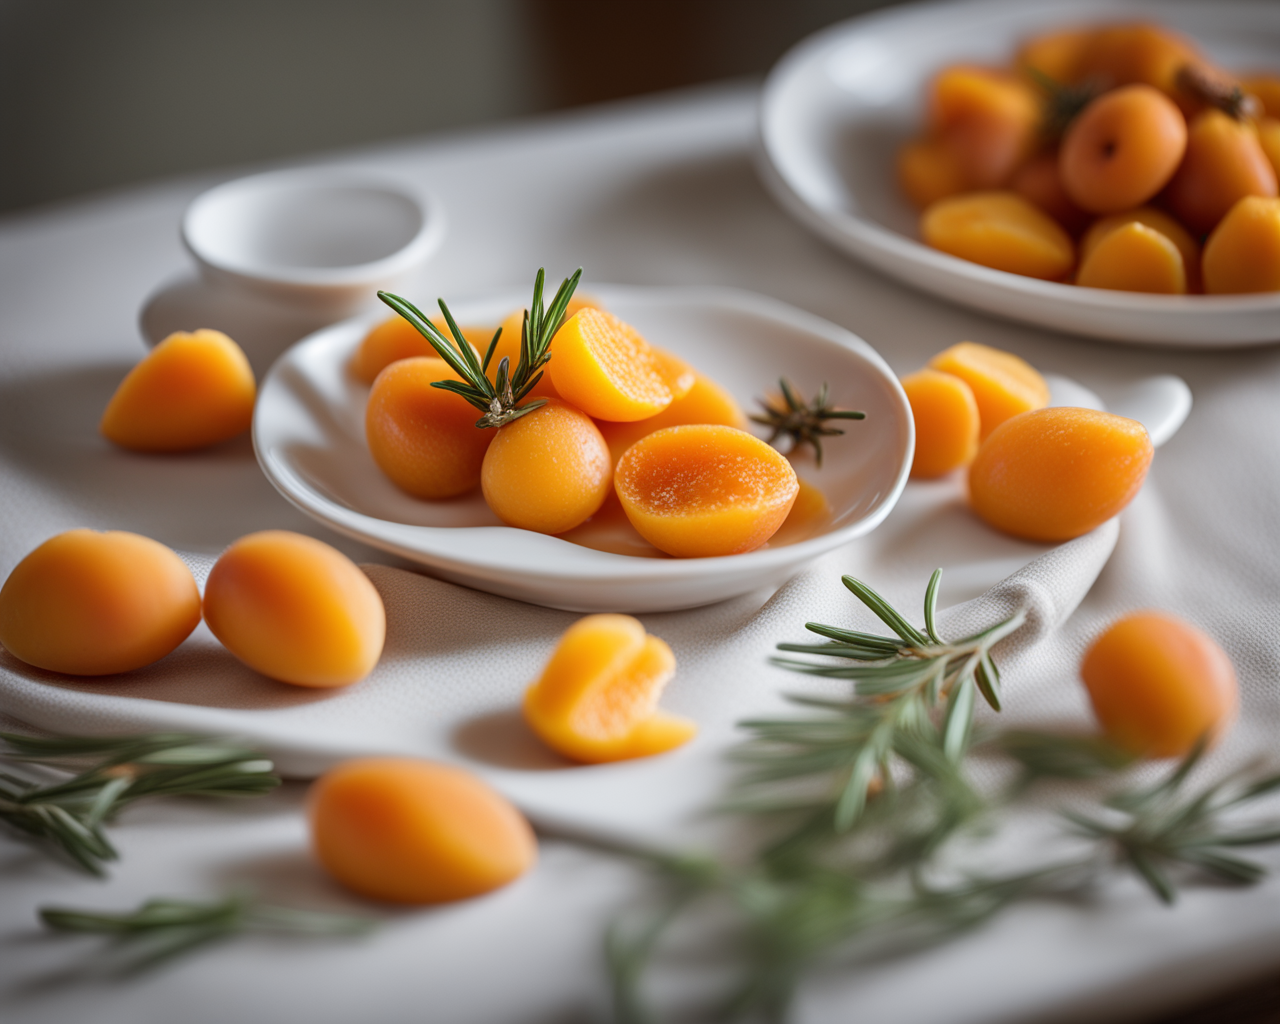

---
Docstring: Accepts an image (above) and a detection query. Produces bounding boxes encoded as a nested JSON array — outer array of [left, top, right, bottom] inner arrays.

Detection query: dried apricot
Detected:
[[1075, 23, 1200, 96], [486, 295, 603, 400], [968, 407, 1153, 542], [927, 341, 1049, 441], [597, 372, 745, 468], [897, 137, 971, 209], [480, 398, 612, 534], [901, 368, 980, 478], [100, 330, 255, 452], [1016, 27, 1094, 86], [549, 308, 672, 422], [0, 530, 200, 676], [1079, 206, 1200, 290], [614, 425, 798, 558], [1256, 118, 1280, 180], [352, 315, 489, 385], [1081, 612, 1237, 758], [309, 758, 535, 904], [203, 530, 385, 688], [1241, 74, 1280, 119], [1202, 196, 1280, 294], [921, 192, 1075, 280], [1011, 152, 1091, 235], [927, 66, 1040, 188], [1164, 109, 1277, 235], [1076, 221, 1187, 294], [523, 614, 695, 763]]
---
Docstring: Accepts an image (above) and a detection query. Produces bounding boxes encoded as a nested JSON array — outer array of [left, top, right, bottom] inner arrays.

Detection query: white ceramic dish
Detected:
[[757, 0, 1280, 347], [254, 285, 915, 612]]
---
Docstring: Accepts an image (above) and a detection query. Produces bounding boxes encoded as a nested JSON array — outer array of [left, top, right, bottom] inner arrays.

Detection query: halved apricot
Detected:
[[927, 341, 1050, 441], [921, 191, 1075, 280], [485, 295, 602, 400], [352, 315, 490, 385], [901, 368, 980, 478], [548, 309, 672, 422], [1202, 196, 1280, 294], [596, 372, 746, 468], [1076, 221, 1187, 294], [1080, 206, 1200, 290], [1164, 109, 1278, 235], [523, 614, 695, 763], [614, 425, 798, 558], [100, 330, 255, 452]]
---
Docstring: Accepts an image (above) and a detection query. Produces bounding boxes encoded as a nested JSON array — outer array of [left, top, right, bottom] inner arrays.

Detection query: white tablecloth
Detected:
[[3, 83, 1280, 1024]]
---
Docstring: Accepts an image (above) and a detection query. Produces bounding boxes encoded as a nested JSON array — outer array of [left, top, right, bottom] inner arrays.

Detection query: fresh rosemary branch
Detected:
[[377, 267, 583, 429], [0, 732, 280, 874], [40, 893, 373, 974], [750, 379, 865, 467]]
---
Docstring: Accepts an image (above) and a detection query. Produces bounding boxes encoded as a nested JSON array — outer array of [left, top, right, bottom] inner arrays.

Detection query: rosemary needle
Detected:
[[750, 379, 865, 467]]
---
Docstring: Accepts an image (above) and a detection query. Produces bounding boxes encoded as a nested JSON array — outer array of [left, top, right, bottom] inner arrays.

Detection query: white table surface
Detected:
[[4, 82, 1280, 1024]]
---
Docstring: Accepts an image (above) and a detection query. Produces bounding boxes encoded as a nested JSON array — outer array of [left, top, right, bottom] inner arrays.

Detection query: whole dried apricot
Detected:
[[1076, 221, 1187, 294], [897, 137, 971, 209], [927, 341, 1049, 441], [0, 530, 200, 676], [1081, 612, 1237, 758], [1164, 109, 1277, 235], [921, 191, 1075, 280], [1202, 196, 1280, 294], [352, 315, 489, 385], [968, 407, 1153, 542], [901, 368, 980, 479], [1079, 206, 1200, 290], [309, 758, 536, 904], [927, 66, 1040, 188]]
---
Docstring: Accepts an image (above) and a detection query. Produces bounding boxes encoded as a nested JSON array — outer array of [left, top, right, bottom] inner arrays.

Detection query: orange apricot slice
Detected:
[[366, 357, 493, 499], [100, 330, 255, 452], [1081, 612, 1237, 758], [1164, 109, 1278, 235], [901, 368, 980, 479], [523, 614, 695, 763], [0, 530, 200, 676], [548, 309, 672, 422], [597, 371, 746, 468], [614, 425, 798, 558], [921, 191, 1075, 280], [1076, 221, 1187, 294], [1202, 196, 1280, 294], [927, 341, 1049, 441], [481, 398, 612, 534], [203, 530, 386, 688], [1080, 206, 1200, 290], [968, 407, 1153, 542], [309, 758, 536, 904], [485, 295, 603, 400], [352, 315, 490, 385]]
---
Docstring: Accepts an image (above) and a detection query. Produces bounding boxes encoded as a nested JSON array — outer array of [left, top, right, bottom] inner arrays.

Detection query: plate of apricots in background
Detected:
[[758, 0, 1280, 346], [252, 282, 914, 613]]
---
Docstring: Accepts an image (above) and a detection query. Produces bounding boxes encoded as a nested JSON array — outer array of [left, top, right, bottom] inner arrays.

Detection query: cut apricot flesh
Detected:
[[1202, 196, 1280, 294], [309, 758, 536, 903], [523, 614, 695, 763], [901, 368, 980, 478], [366, 357, 493, 499], [549, 308, 672, 422], [203, 530, 385, 688], [481, 398, 612, 534], [1081, 612, 1237, 758], [100, 330, 255, 452], [968, 407, 1153, 542], [352, 315, 489, 385], [597, 372, 746, 468], [0, 530, 200, 675], [614, 425, 798, 558], [922, 191, 1075, 280], [928, 341, 1050, 441], [1076, 222, 1187, 294]]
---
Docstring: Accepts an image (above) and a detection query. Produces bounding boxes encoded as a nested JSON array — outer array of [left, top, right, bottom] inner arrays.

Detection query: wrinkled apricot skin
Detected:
[[1202, 196, 1280, 294], [928, 341, 1049, 441], [549, 309, 671, 422], [901, 369, 980, 479], [1076, 221, 1187, 294], [614, 425, 798, 558], [922, 192, 1075, 280], [1080, 207, 1200, 291], [366, 358, 493, 499], [1165, 110, 1279, 235], [481, 399, 612, 534], [309, 758, 536, 904], [597, 372, 746, 468], [0, 530, 200, 676], [100, 330, 255, 452], [1059, 85, 1187, 214], [1081, 612, 1237, 758], [203, 531, 386, 688], [523, 614, 695, 763], [968, 407, 1153, 542], [927, 67, 1040, 188], [352, 316, 489, 386]]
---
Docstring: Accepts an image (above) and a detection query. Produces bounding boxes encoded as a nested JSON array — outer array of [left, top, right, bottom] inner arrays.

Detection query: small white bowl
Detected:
[[253, 285, 915, 612], [757, 0, 1280, 347]]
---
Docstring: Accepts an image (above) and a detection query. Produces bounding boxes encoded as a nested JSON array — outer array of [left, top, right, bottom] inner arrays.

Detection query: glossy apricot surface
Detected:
[[1164, 110, 1278, 235], [597, 372, 746, 468], [0, 530, 200, 675], [309, 758, 536, 904], [366, 357, 493, 499], [1202, 196, 1280, 294], [481, 399, 612, 534], [101, 330, 255, 453], [486, 295, 602, 400], [968, 407, 1153, 542], [927, 66, 1040, 188], [614, 425, 798, 558], [549, 309, 671, 422], [352, 315, 489, 385], [523, 614, 695, 763], [921, 191, 1075, 280], [1059, 85, 1187, 214], [203, 531, 385, 688], [928, 341, 1050, 441], [1081, 612, 1237, 758], [901, 369, 980, 479], [1076, 221, 1187, 294], [1080, 206, 1200, 290]]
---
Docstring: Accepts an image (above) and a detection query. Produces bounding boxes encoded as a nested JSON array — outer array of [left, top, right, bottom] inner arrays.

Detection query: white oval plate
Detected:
[[253, 285, 915, 612], [757, 0, 1280, 347]]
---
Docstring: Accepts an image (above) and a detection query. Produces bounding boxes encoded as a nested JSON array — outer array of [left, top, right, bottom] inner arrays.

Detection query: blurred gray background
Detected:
[[0, 0, 904, 214]]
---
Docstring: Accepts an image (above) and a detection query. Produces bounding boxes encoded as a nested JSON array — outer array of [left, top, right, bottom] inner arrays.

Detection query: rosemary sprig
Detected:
[[40, 893, 373, 974], [1025, 66, 1104, 141], [750, 379, 865, 467], [0, 732, 280, 874], [377, 267, 582, 429]]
